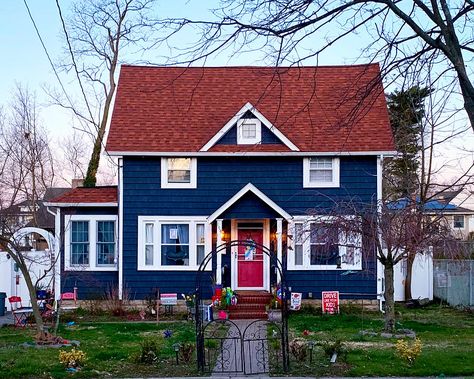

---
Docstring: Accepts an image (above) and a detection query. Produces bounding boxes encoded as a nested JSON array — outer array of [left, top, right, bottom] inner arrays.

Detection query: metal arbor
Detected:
[[194, 240, 289, 375]]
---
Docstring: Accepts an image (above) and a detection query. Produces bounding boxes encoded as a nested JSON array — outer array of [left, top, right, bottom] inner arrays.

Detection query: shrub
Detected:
[[59, 348, 86, 368], [320, 339, 346, 359], [289, 338, 307, 362], [396, 338, 422, 364], [179, 342, 195, 363], [136, 338, 160, 364]]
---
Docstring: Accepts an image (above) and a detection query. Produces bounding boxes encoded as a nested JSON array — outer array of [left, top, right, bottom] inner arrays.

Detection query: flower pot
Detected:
[[218, 310, 228, 320]]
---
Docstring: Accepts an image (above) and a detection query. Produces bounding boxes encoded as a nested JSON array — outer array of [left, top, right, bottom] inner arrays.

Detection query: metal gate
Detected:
[[195, 240, 289, 375]]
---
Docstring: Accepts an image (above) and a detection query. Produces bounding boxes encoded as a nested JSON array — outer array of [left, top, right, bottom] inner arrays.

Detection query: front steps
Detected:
[[228, 291, 272, 320]]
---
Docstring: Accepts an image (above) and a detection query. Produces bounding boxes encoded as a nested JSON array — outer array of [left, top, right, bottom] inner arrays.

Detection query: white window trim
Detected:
[[287, 216, 362, 271], [137, 216, 212, 271], [453, 215, 465, 229], [303, 157, 340, 188], [64, 214, 118, 271], [161, 158, 197, 189], [237, 118, 262, 145]]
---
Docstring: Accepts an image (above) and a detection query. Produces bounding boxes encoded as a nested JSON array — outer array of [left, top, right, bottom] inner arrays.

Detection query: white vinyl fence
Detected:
[[433, 259, 474, 308]]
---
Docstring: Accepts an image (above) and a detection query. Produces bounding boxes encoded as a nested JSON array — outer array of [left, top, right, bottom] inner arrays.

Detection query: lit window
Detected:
[[453, 215, 464, 228], [237, 119, 261, 144], [161, 158, 197, 188], [303, 157, 340, 188]]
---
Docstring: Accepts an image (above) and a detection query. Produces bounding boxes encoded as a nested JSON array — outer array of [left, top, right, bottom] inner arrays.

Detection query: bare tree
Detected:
[[52, 0, 159, 187], [0, 85, 55, 220], [158, 1, 474, 131], [0, 86, 58, 340]]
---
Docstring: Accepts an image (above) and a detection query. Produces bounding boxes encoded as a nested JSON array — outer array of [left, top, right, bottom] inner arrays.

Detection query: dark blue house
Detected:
[[47, 65, 395, 305]]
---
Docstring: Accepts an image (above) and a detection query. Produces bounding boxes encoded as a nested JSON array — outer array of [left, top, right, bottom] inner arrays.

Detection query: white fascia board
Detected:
[[200, 102, 300, 152], [106, 150, 398, 157], [43, 202, 118, 207], [207, 182, 292, 222]]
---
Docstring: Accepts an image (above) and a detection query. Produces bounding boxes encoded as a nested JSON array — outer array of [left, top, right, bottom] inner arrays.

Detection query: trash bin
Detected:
[[0, 292, 6, 317]]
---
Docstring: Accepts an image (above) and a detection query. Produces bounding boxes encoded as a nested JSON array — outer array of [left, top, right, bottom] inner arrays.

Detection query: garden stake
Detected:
[[308, 340, 315, 364]]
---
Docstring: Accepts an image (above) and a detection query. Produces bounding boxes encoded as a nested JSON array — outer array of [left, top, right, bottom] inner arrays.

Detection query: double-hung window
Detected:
[[138, 217, 211, 270], [71, 221, 89, 265], [453, 215, 464, 229], [303, 157, 340, 188], [96, 221, 115, 266], [65, 215, 118, 271], [288, 217, 361, 270], [161, 158, 197, 188]]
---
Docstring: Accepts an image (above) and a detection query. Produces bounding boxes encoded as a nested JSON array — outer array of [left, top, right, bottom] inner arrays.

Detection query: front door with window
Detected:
[[237, 228, 264, 289]]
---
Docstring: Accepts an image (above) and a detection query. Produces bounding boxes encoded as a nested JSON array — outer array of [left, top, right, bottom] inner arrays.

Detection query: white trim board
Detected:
[[207, 183, 292, 222], [44, 202, 118, 207], [200, 102, 299, 152], [106, 150, 398, 157]]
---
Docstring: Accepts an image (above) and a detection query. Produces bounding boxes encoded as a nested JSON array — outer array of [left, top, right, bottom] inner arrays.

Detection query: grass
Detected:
[[1, 303, 473, 377], [284, 303, 474, 376], [0, 321, 197, 378]]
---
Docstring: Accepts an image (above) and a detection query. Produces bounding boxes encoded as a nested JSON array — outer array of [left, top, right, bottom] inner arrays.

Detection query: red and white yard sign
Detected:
[[322, 291, 339, 314]]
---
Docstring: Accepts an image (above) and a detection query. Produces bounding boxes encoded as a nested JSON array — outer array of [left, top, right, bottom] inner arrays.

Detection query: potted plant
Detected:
[[212, 287, 234, 320]]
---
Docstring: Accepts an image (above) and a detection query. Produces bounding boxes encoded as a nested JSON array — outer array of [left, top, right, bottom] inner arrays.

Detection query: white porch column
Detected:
[[216, 219, 223, 285], [276, 218, 283, 283]]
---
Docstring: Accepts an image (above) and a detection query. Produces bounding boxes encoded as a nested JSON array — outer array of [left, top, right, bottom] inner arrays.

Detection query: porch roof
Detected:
[[207, 183, 292, 222]]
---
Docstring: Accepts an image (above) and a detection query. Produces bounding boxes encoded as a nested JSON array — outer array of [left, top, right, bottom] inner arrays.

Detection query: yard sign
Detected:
[[322, 291, 339, 314], [290, 292, 302, 310], [161, 293, 178, 306]]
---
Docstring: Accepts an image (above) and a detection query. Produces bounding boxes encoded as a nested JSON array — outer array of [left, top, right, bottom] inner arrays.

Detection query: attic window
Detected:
[[237, 119, 261, 145]]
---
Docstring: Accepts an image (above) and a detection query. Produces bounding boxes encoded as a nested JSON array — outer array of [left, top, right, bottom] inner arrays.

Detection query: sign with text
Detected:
[[322, 291, 339, 314], [290, 292, 302, 311], [161, 293, 178, 306]]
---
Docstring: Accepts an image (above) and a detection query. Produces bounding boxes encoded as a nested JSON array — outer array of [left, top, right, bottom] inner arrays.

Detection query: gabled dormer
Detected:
[[200, 102, 299, 151]]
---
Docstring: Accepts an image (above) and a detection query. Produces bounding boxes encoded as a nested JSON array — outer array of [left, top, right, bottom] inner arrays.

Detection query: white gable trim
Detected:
[[200, 102, 300, 152], [207, 183, 292, 222]]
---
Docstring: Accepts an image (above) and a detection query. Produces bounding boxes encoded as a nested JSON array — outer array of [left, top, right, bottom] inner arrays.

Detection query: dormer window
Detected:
[[161, 158, 197, 189], [237, 119, 261, 145]]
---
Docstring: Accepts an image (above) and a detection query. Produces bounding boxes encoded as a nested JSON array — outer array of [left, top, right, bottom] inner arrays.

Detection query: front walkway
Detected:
[[213, 319, 269, 376]]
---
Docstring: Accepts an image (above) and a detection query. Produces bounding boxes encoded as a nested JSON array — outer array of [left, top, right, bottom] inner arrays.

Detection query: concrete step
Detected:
[[228, 311, 268, 320]]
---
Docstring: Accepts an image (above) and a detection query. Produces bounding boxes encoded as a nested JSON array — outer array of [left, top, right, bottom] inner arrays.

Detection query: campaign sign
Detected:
[[161, 293, 178, 306], [290, 292, 302, 310], [322, 291, 339, 314]]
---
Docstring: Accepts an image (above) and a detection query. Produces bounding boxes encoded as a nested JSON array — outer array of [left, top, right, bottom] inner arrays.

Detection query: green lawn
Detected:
[[0, 304, 473, 377], [284, 303, 474, 377], [0, 321, 197, 378]]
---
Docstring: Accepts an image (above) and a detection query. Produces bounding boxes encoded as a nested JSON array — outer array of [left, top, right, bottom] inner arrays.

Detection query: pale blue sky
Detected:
[[0, 0, 473, 203]]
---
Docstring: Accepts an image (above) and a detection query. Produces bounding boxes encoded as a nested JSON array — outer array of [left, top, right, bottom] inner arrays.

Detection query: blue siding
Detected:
[[60, 207, 118, 299], [122, 156, 378, 298]]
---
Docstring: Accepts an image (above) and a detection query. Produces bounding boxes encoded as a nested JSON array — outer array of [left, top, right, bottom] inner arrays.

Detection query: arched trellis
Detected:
[[9, 227, 60, 299], [194, 240, 289, 374]]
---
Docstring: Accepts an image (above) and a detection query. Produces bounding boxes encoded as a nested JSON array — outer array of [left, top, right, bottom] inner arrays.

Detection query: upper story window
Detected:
[[453, 215, 465, 228], [161, 158, 197, 189], [65, 215, 118, 271], [237, 119, 261, 145], [303, 157, 340, 188]]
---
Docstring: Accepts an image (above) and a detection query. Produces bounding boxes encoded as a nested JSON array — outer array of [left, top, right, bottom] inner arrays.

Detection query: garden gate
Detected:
[[194, 241, 289, 375]]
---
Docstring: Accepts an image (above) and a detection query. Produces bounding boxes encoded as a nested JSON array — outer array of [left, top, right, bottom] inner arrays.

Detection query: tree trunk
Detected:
[[383, 263, 396, 333], [20, 262, 45, 336], [404, 254, 415, 301]]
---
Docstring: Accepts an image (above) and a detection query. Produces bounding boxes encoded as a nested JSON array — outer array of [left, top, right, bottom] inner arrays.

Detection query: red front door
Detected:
[[237, 228, 264, 288]]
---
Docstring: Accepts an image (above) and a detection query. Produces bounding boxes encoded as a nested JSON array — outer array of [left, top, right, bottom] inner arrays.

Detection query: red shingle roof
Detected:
[[106, 65, 394, 153], [48, 186, 118, 205]]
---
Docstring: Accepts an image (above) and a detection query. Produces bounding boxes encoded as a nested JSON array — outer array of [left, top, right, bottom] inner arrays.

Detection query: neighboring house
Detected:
[[0, 188, 69, 250], [46, 64, 395, 302]]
